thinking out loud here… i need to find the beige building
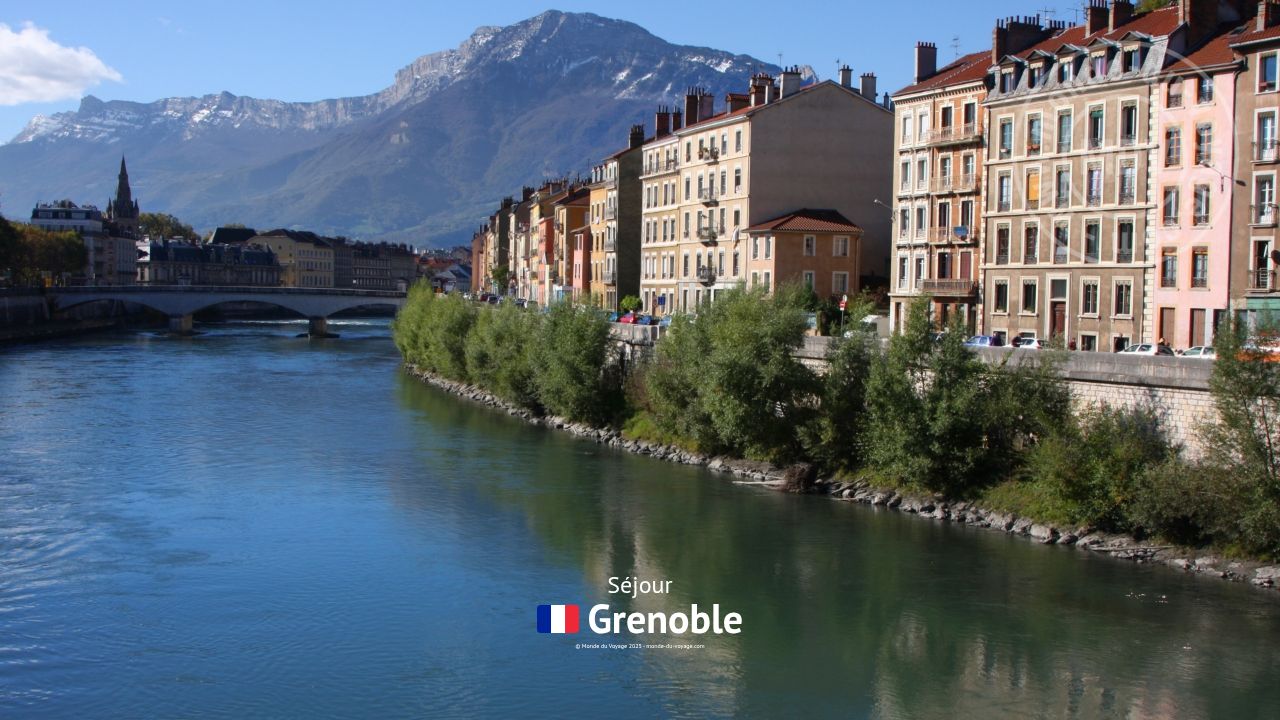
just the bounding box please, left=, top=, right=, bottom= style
left=252, top=230, right=334, bottom=288
left=1230, top=3, right=1280, bottom=323
left=642, top=69, right=892, bottom=315
left=587, top=169, right=610, bottom=303
left=891, top=47, right=988, bottom=333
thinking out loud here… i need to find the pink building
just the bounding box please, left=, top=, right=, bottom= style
left=570, top=224, right=592, bottom=300
left=1154, top=33, right=1238, bottom=349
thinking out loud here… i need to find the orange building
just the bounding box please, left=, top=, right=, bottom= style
left=743, top=209, right=863, bottom=300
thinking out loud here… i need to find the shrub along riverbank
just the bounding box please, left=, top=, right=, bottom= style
left=393, top=283, right=1280, bottom=561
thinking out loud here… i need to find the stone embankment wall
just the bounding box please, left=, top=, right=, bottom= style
left=611, top=328, right=1217, bottom=454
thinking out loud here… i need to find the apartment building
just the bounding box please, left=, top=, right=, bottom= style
left=1154, top=32, right=1239, bottom=348
left=641, top=69, right=892, bottom=314
left=252, top=230, right=334, bottom=288
left=639, top=108, right=684, bottom=314
left=1230, top=2, right=1280, bottom=323
left=601, top=128, right=644, bottom=311
left=890, top=47, right=989, bottom=333
left=978, top=3, right=1246, bottom=351
left=551, top=186, right=590, bottom=304
left=587, top=170, right=610, bottom=303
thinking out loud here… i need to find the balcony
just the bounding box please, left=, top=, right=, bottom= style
left=924, top=124, right=982, bottom=147
left=1119, top=190, right=1136, bottom=205
left=1057, top=140, right=1072, bottom=153
left=604, top=237, right=616, bottom=253
left=1251, top=268, right=1273, bottom=292
left=697, top=188, right=719, bottom=205
left=1086, top=194, right=1102, bottom=208
left=1194, top=213, right=1210, bottom=226
left=1024, top=248, right=1039, bottom=264
left=1027, top=142, right=1042, bottom=156
left=1026, top=198, right=1040, bottom=210
left=1055, top=195, right=1070, bottom=209
left=1168, top=92, right=1184, bottom=108
left=1254, top=204, right=1278, bottom=226
left=931, top=174, right=979, bottom=194
left=604, top=206, right=617, bottom=221
left=696, top=265, right=716, bottom=284
left=998, top=147, right=1012, bottom=160
left=697, top=146, right=720, bottom=163
left=997, top=200, right=1012, bottom=212
left=1053, top=247, right=1069, bottom=264
left=697, top=225, right=723, bottom=243
left=1117, top=249, right=1135, bottom=263
left=1257, top=141, right=1279, bottom=163
left=921, top=279, right=977, bottom=296
left=1120, top=134, right=1137, bottom=147
left=927, top=227, right=976, bottom=244
left=995, top=252, right=1010, bottom=265
left=1191, top=275, right=1208, bottom=289
left=603, top=270, right=617, bottom=286
left=1088, top=136, right=1103, bottom=150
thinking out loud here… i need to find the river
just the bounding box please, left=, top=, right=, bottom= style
left=1, top=318, right=1277, bottom=718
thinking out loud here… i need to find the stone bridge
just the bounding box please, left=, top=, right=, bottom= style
left=49, top=285, right=407, bottom=335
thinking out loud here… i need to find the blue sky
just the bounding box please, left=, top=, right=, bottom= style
left=0, top=0, right=1087, bottom=143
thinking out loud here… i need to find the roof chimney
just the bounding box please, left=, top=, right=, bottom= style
left=1109, top=0, right=1135, bottom=31
left=764, top=79, right=779, bottom=103
left=683, top=87, right=702, bottom=125
left=779, top=66, right=802, bottom=98
left=749, top=74, right=772, bottom=106
left=629, top=124, right=645, bottom=149
left=915, top=42, right=938, bottom=83
left=838, top=65, right=853, bottom=88
left=698, top=89, right=714, bottom=120
left=1262, top=1, right=1280, bottom=31
left=654, top=106, right=671, bottom=138
left=860, top=72, right=877, bottom=101
left=991, top=16, right=1053, bottom=66
left=671, top=110, right=683, bottom=130
left=1179, top=0, right=1218, bottom=43
left=726, top=92, right=749, bottom=112
left=1086, top=0, right=1108, bottom=35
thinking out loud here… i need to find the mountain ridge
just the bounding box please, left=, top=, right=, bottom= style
left=1, top=11, right=811, bottom=246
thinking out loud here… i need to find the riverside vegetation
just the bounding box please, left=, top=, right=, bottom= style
left=393, top=282, right=1280, bottom=561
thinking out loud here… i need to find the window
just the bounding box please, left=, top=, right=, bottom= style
left=1088, top=106, right=1104, bottom=149
left=1021, top=280, right=1038, bottom=315
left=1259, top=112, right=1277, bottom=161
left=834, top=236, right=850, bottom=257
left=916, top=207, right=927, bottom=237
left=1057, top=111, right=1073, bottom=152
left=898, top=257, right=908, bottom=288
left=1059, top=60, right=1072, bottom=84
left=1085, top=221, right=1100, bottom=263
left=1082, top=281, right=1099, bottom=315
left=915, top=257, right=925, bottom=281
left=998, top=174, right=1012, bottom=212
left=735, top=131, right=742, bottom=153
left=996, top=226, right=1010, bottom=264
left=684, top=177, right=691, bottom=201
left=1092, top=53, right=1107, bottom=78
left=940, top=105, right=953, bottom=129
left=999, top=119, right=1013, bottom=158
left=1163, top=187, right=1180, bottom=226
left=1257, top=176, right=1277, bottom=224
left=1000, top=70, right=1015, bottom=93
left=1080, top=333, right=1098, bottom=352
left=900, top=161, right=910, bottom=190
left=1194, top=184, right=1211, bottom=225
left=833, top=272, right=849, bottom=294
left=1027, top=115, right=1042, bottom=154
left=764, top=237, right=772, bottom=259
left=1121, top=103, right=1137, bottom=145
left=1123, top=48, right=1142, bottom=73
left=803, top=235, right=816, bottom=256
left=937, top=252, right=952, bottom=279
left=1165, top=127, right=1182, bottom=166
left=1119, top=162, right=1136, bottom=204
left=803, top=271, right=815, bottom=288
left=733, top=209, right=740, bottom=227
left=734, top=168, right=742, bottom=192
left=1055, top=168, right=1071, bottom=208
left=1054, top=223, right=1069, bottom=264
left=1192, top=248, right=1209, bottom=288
left=902, top=116, right=913, bottom=143
left=1161, top=248, right=1178, bottom=287
left=1167, top=79, right=1183, bottom=107
left=732, top=251, right=740, bottom=276
left=994, top=280, right=1009, bottom=313
left=917, top=158, right=927, bottom=189
left=1195, top=123, right=1213, bottom=165
left=898, top=208, right=909, bottom=238
left=1117, top=221, right=1135, bottom=263
left=1086, top=164, right=1103, bottom=206
left=1024, top=224, right=1039, bottom=264
left=1262, top=52, right=1278, bottom=93
left=683, top=253, right=690, bottom=277
left=960, top=200, right=974, bottom=229
left=1114, top=281, right=1133, bottom=317
left=1198, top=76, right=1214, bottom=104
left=1026, top=169, right=1041, bottom=209
left=963, top=102, right=977, bottom=128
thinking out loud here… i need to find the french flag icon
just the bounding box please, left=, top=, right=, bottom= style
left=536, top=604, right=581, bottom=634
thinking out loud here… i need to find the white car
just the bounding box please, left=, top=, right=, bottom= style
left=1014, top=337, right=1045, bottom=350
left=1119, top=343, right=1176, bottom=356
left=1181, top=346, right=1216, bottom=359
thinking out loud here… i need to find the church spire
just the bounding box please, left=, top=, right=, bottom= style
left=107, top=156, right=140, bottom=237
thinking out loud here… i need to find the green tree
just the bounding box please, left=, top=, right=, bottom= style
left=531, top=300, right=616, bottom=424
left=139, top=212, right=198, bottom=241
left=619, top=295, right=642, bottom=314
left=419, top=292, right=477, bottom=381
left=803, top=294, right=876, bottom=471
left=490, top=265, right=511, bottom=294
left=465, top=301, right=540, bottom=408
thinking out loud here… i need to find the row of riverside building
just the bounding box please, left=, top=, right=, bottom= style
left=892, top=0, right=1279, bottom=351
left=471, top=0, right=1278, bottom=353
left=471, top=68, right=896, bottom=314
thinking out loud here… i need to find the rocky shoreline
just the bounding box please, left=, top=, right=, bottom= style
left=405, top=364, right=1280, bottom=595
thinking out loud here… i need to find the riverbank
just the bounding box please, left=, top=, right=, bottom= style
left=0, top=317, right=125, bottom=344
left=404, top=363, right=1280, bottom=595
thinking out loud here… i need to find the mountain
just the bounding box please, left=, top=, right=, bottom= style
left=0, top=11, right=805, bottom=246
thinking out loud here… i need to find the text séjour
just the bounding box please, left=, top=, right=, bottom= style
left=609, top=576, right=672, bottom=598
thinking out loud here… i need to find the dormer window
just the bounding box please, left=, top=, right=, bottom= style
left=1091, top=53, right=1108, bottom=78
left=1028, top=64, right=1042, bottom=87
left=1123, top=48, right=1142, bottom=73
left=1059, top=61, right=1072, bottom=83
left=1000, top=70, right=1016, bottom=93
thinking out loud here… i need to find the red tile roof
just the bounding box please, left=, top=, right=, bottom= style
left=893, top=50, right=990, bottom=97
left=1230, top=22, right=1280, bottom=47
left=1005, top=6, right=1183, bottom=63
left=1168, top=26, right=1243, bottom=72
left=745, top=209, right=862, bottom=234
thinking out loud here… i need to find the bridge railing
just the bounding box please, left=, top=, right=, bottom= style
left=49, top=285, right=407, bottom=299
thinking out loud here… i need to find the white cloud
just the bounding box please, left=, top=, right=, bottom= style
left=0, top=22, right=122, bottom=106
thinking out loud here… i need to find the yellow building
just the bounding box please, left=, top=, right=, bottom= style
left=251, top=230, right=334, bottom=288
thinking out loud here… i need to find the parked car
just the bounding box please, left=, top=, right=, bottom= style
left=1180, top=346, right=1216, bottom=359
left=963, top=335, right=1004, bottom=347
left=635, top=314, right=656, bottom=326
left=658, top=315, right=673, bottom=328
left=1119, top=343, right=1175, bottom=356
left=618, top=312, right=636, bottom=324
left=1012, top=336, right=1045, bottom=350
left=487, top=295, right=501, bottom=304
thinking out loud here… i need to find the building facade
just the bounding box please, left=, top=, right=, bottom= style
left=138, top=241, right=280, bottom=286
left=251, top=230, right=334, bottom=288
left=743, top=209, right=863, bottom=300
left=891, top=50, right=988, bottom=333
